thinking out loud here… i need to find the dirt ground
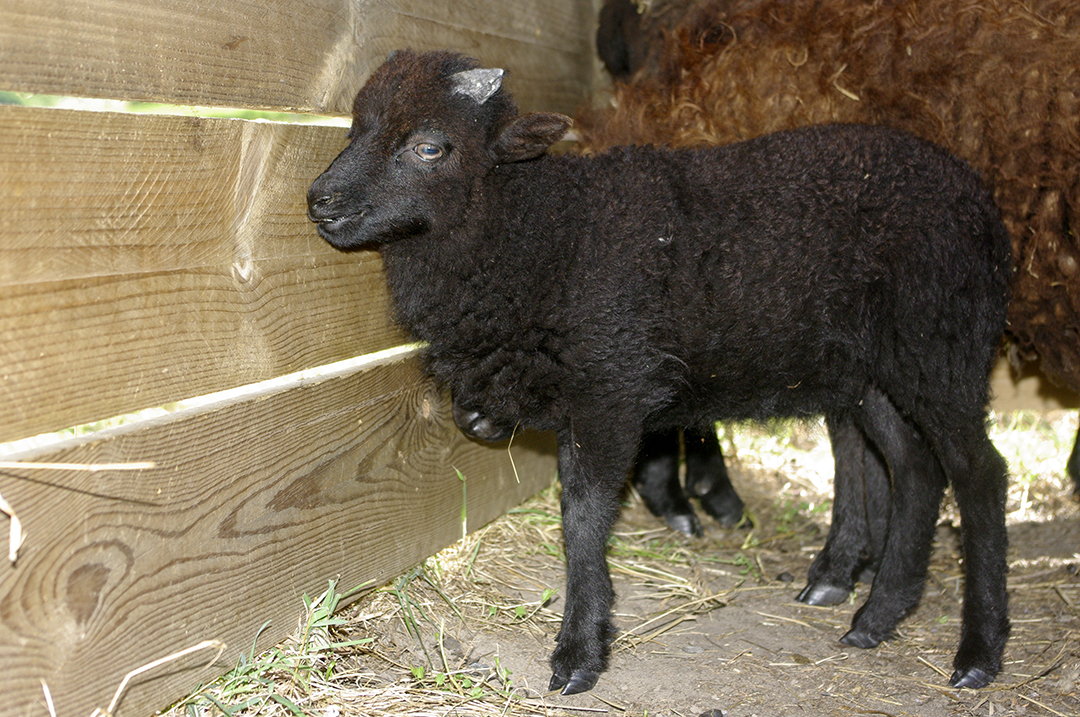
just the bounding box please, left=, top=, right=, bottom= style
left=178, top=412, right=1080, bottom=717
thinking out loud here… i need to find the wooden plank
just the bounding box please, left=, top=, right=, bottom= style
left=0, top=105, right=411, bottom=442
left=0, top=355, right=558, bottom=717
left=0, top=105, right=349, bottom=286
left=990, top=356, right=1080, bottom=412
left=0, top=0, right=600, bottom=116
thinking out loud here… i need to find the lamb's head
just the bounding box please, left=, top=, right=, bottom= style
left=307, top=50, right=573, bottom=249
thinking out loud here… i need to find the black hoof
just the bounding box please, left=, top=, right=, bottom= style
left=666, top=513, right=703, bottom=537
left=549, top=669, right=599, bottom=695
left=698, top=492, right=745, bottom=528
left=796, top=582, right=850, bottom=606
left=854, top=567, right=877, bottom=585
left=949, top=666, right=993, bottom=690
left=839, top=628, right=881, bottom=649
left=451, top=403, right=513, bottom=442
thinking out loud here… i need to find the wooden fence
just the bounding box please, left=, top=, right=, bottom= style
left=0, top=1, right=597, bottom=714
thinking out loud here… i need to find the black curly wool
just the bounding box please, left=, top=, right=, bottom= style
left=308, top=49, right=1013, bottom=694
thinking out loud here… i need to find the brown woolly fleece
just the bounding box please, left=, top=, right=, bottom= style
left=581, top=0, right=1080, bottom=393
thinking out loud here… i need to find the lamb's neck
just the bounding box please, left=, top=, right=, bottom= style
left=379, top=225, right=525, bottom=350
left=379, top=158, right=574, bottom=356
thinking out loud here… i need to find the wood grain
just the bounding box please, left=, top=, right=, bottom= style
left=0, top=3, right=583, bottom=715
left=0, top=0, right=600, bottom=116
left=0, top=356, right=558, bottom=717
left=990, top=356, right=1080, bottom=412
left=0, top=105, right=412, bottom=442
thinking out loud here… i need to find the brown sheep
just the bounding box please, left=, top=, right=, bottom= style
left=584, top=0, right=1080, bottom=395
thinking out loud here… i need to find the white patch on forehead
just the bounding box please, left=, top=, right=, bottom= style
left=450, top=68, right=505, bottom=105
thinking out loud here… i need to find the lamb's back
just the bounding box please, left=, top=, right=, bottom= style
left=485, top=124, right=1007, bottom=419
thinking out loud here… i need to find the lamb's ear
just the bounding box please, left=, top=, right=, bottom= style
left=491, top=112, right=574, bottom=163
left=450, top=68, right=505, bottom=105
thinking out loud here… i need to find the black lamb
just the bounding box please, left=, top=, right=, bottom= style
left=307, top=50, right=1012, bottom=695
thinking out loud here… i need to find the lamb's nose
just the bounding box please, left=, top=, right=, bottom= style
left=306, top=190, right=339, bottom=222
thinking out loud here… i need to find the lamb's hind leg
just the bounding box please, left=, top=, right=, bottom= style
left=842, top=388, right=946, bottom=650
left=800, top=414, right=891, bottom=606
left=633, top=426, right=745, bottom=536
left=632, top=429, right=703, bottom=537
left=931, top=422, right=1010, bottom=688
left=684, top=425, right=745, bottom=527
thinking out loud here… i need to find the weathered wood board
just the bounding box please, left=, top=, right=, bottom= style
left=0, top=105, right=410, bottom=442
left=990, top=356, right=1080, bottom=412
left=0, top=0, right=600, bottom=116
left=0, top=355, right=557, bottom=717
left=0, top=1, right=585, bottom=715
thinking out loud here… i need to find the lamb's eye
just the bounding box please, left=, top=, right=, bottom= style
left=414, top=143, right=444, bottom=161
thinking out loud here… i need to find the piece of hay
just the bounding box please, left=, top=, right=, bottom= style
left=0, top=489, right=22, bottom=564
left=90, top=640, right=225, bottom=717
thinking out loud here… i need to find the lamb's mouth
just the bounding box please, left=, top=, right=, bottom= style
left=312, top=210, right=367, bottom=237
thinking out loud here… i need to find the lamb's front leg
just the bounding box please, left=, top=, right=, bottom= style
left=550, top=427, right=639, bottom=695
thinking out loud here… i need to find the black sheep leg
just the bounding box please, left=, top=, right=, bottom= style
left=934, top=424, right=1010, bottom=688
left=1068, top=420, right=1080, bottom=497
left=633, top=427, right=744, bottom=536
left=632, top=429, right=704, bottom=536
left=550, top=424, right=640, bottom=695
left=800, top=415, right=891, bottom=606
left=845, top=387, right=1010, bottom=688
left=842, top=389, right=946, bottom=650
left=684, top=425, right=745, bottom=527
